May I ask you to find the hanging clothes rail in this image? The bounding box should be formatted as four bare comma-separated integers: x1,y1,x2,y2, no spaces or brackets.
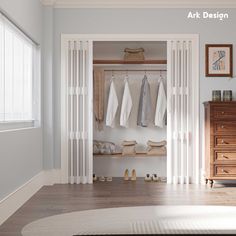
104,69,167,72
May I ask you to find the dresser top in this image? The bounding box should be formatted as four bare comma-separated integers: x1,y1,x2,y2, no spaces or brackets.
204,101,236,105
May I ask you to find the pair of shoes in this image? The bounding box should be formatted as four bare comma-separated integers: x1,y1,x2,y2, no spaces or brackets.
145,174,159,182
93,174,97,182
124,169,136,181
99,176,112,182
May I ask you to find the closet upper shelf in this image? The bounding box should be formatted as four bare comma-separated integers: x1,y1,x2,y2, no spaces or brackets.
94,152,166,158
93,60,167,65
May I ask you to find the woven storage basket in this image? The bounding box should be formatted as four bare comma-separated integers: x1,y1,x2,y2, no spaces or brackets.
124,48,145,61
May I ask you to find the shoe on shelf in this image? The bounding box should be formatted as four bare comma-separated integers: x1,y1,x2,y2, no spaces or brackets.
93,174,97,182
152,174,159,182
106,176,112,182
99,176,105,182
124,169,129,181
131,169,136,181
145,174,152,182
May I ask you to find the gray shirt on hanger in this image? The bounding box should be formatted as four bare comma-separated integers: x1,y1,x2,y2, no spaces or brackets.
137,75,152,127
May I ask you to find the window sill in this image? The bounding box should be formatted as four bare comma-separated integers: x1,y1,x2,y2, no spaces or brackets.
0,120,40,132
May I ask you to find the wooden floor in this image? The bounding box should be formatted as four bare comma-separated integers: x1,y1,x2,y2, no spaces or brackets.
1,178,236,235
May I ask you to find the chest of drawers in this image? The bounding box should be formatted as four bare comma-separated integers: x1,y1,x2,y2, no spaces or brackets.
204,101,236,187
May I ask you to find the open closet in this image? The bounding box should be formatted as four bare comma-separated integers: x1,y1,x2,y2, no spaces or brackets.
93,41,167,180
61,34,200,185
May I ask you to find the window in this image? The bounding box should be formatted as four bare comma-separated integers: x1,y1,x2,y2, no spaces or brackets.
0,13,40,128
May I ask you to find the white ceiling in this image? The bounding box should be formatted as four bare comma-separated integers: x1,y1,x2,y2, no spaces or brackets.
41,0,236,8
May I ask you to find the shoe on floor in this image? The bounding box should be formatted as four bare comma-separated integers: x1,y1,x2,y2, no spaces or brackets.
145,174,152,182
124,169,129,181
152,174,159,182
106,176,112,182
131,169,136,181
99,176,105,182
93,174,97,182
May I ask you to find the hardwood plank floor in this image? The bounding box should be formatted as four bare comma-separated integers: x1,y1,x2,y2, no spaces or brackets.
1,178,236,236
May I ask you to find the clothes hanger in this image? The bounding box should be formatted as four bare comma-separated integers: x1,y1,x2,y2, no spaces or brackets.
110,70,114,83
144,70,148,80
158,71,163,84
125,70,129,83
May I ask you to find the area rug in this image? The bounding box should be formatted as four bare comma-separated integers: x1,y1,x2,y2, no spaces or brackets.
21,205,236,235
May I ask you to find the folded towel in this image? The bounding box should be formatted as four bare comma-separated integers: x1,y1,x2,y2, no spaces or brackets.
147,146,166,155
93,140,116,154
147,140,167,147
122,140,137,146
122,145,136,155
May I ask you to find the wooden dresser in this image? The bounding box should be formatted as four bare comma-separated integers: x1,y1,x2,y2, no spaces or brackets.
204,101,236,187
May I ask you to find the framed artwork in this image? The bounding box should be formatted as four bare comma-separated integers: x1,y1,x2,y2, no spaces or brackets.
205,44,233,77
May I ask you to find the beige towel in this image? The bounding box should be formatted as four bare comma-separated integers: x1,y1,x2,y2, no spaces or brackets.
93,69,105,130
122,140,137,146
147,146,166,155
122,146,136,155
147,140,167,147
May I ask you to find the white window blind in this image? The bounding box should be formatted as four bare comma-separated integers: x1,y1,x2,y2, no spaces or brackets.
0,13,39,123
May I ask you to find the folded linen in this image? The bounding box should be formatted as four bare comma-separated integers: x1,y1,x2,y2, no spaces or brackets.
147,146,166,155
122,140,137,146
93,140,117,154
147,140,167,147
122,145,136,155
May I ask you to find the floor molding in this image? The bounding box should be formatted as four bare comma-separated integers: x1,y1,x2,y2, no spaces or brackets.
0,169,61,226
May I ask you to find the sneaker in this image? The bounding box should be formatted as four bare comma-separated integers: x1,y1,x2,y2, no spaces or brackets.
106,176,112,182
93,174,97,182
152,174,159,182
99,176,105,182
145,174,152,182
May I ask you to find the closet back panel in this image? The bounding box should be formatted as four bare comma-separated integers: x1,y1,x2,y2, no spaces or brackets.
94,70,167,177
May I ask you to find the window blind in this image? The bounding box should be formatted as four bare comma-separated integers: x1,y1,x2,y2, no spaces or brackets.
0,13,38,122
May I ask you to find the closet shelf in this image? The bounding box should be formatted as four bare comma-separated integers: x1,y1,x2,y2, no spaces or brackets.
93,60,167,65
94,152,166,158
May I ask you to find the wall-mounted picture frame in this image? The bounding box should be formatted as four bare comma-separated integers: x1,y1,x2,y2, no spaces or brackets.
205,44,233,77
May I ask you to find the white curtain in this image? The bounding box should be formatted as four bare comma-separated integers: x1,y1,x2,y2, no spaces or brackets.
65,40,93,184
167,40,199,184
0,13,35,122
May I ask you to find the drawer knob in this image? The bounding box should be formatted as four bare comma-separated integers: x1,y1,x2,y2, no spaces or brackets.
221,169,228,173
221,125,225,129
221,140,225,144
221,111,225,115
221,155,229,159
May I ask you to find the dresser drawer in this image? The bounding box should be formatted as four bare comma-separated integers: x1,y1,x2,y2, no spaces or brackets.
215,151,236,162
215,165,236,176
212,107,236,119
214,122,236,133
214,136,236,147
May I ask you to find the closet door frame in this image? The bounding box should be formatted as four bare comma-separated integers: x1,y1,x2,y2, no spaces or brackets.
61,34,199,184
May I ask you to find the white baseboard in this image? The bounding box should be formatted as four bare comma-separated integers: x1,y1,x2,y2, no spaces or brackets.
0,169,61,226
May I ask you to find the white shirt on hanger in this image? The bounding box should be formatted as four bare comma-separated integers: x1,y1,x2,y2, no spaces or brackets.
155,80,167,128
106,80,118,128
120,79,133,127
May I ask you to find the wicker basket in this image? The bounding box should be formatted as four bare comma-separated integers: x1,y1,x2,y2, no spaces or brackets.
124,48,145,61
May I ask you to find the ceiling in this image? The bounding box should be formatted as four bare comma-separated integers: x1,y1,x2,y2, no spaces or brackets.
41,0,236,8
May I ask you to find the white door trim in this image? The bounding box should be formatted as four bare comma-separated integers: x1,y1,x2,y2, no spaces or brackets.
61,34,200,184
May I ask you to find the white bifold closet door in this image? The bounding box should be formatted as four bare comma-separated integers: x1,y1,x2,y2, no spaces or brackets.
167,40,199,184
62,40,93,184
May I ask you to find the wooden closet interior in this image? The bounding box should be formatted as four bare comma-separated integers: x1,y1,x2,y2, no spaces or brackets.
93,41,168,178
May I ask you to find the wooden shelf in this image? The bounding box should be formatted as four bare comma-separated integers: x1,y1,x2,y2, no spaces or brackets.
94,152,166,158
93,59,167,65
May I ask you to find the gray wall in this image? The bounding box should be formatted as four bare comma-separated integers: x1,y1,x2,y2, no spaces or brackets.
53,8,236,175
0,0,43,200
